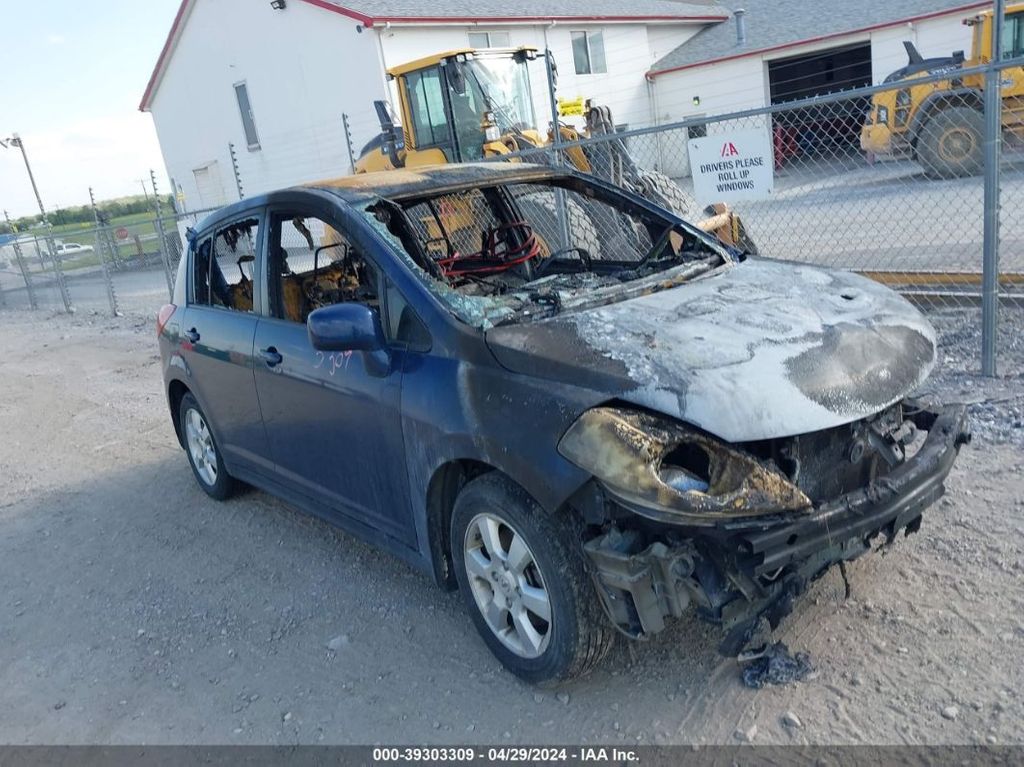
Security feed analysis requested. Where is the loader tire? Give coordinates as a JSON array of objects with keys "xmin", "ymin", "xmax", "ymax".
[
  {"xmin": 515, "ymin": 191, "xmax": 602, "ymax": 260},
  {"xmin": 917, "ymin": 107, "xmax": 984, "ymax": 179},
  {"xmin": 638, "ymin": 169, "xmax": 694, "ymax": 217}
]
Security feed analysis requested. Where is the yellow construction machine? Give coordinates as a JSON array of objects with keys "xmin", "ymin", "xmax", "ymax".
[
  {"xmin": 861, "ymin": 3, "xmax": 1024, "ymax": 177},
  {"xmin": 355, "ymin": 47, "xmax": 756, "ymax": 252}
]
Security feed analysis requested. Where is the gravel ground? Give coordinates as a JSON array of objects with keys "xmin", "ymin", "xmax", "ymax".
[
  {"xmin": 0, "ymin": 305, "xmax": 1022, "ymax": 746},
  {"xmin": 920, "ymin": 306, "xmax": 1024, "ymax": 448}
]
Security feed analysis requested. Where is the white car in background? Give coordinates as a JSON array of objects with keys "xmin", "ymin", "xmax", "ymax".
[{"xmin": 52, "ymin": 242, "xmax": 94, "ymax": 257}]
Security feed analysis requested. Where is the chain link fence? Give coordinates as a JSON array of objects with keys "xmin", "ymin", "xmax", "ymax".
[
  {"xmin": 2, "ymin": 55, "xmax": 1021, "ymax": 374},
  {"xmin": 504, "ymin": 60, "xmax": 1022, "ymax": 295},
  {"xmin": 0, "ymin": 206, "xmax": 218, "ymax": 316}
]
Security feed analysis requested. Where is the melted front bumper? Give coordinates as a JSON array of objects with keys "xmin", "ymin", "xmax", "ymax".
[{"xmin": 584, "ymin": 404, "xmax": 970, "ymax": 654}]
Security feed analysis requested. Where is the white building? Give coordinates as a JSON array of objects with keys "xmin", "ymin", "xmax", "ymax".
[
  {"xmin": 140, "ymin": 0, "xmax": 726, "ymax": 211},
  {"xmin": 647, "ymin": 0, "xmax": 989, "ymax": 176}
]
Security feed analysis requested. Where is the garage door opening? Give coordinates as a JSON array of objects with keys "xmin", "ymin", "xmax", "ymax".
[{"xmin": 768, "ymin": 42, "xmax": 872, "ymax": 167}]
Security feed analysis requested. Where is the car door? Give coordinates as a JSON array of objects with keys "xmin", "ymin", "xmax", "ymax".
[
  {"xmin": 251, "ymin": 194, "xmax": 416, "ymax": 547},
  {"xmin": 178, "ymin": 211, "xmax": 272, "ymax": 475}
]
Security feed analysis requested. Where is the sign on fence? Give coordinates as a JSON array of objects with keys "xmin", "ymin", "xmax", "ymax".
[
  {"xmin": 558, "ymin": 96, "xmax": 585, "ymax": 117},
  {"xmin": 687, "ymin": 128, "xmax": 774, "ymax": 206}
]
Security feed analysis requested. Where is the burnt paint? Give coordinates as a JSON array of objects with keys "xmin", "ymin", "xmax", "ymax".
[
  {"xmin": 490, "ymin": 258, "xmax": 938, "ymax": 442},
  {"xmin": 786, "ymin": 323, "xmax": 936, "ymax": 417},
  {"xmin": 160, "ymin": 176, "xmax": 940, "ymax": 590}
]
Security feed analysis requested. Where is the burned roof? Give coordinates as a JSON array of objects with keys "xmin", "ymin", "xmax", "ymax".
[{"xmin": 309, "ymin": 163, "xmax": 565, "ymax": 203}]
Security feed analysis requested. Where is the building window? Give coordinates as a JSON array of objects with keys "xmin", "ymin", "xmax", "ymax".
[
  {"xmin": 468, "ymin": 30, "xmax": 511, "ymax": 48},
  {"xmin": 571, "ymin": 31, "xmax": 607, "ymax": 75},
  {"xmin": 234, "ymin": 82, "xmax": 260, "ymax": 150}
]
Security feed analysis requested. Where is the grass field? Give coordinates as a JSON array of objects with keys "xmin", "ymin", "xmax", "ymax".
[
  {"xmin": 47, "ymin": 211, "xmax": 160, "ymax": 244},
  {"xmin": 14, "ymin": 212, "xmax": 170, "ymax": 272}
]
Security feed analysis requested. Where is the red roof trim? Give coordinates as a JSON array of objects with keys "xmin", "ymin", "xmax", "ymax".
[
  {"xmin": 299, "ymin": 0, "xmax": 373, "ymax": 25},
  {"xmin": 139, "ymin": 0, "xmax": 192, "ymax": 111},
  {"xmin": 299, "ymin": 1, "xmax": 727, "ymax": 27},
  {"xmin": 139, "ymin": 0, "xmax": 726, "ymax": 110},
  {"xmin": 647, "ymin": 1, "xmax": 991, "ymax": 79}
]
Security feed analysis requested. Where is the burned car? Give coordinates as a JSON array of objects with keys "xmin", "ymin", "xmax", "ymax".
[{"xmin": 158, "ymin": 163, "xmax": 968, "ymax": 684}]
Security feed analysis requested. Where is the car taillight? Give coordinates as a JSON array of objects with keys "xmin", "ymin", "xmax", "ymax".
[{"xmin": 156, "ymin": 303, "xmax": 177, "ymax": 336}]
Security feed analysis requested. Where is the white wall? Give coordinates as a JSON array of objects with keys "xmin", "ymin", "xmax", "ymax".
[
  {"xmin": 869, "ymin": 15, "xmax": 973, "ymax": 85},
  {"xmin": 148, "ymin": 1, "xmax": 705, "ymax": 209},
  {"xmin": 651, "ymin": 56, "xmax": 767, "ymax": 177},
  {"xmin": 650, "ymin": 10, "xmax": 974, "ymax": 178},
  {"xmin": 148, "ymin": 0, "xmax": 389, "ymax": 211},
  {"xmin": 378, "ymin": 23, "xmax": 701, "ymax": 133}
]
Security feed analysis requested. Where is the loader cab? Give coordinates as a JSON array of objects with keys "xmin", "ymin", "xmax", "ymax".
[{"xmin": 363, "ymin": 48, "xmax": 543, "ymax": 171}]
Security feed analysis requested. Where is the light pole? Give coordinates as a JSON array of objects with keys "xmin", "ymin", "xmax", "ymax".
[
  {"xmin": 0, "ymin": 132, "xmax": 73, "ymax": 312},
  {"xmin": 137, "ymin": 178, "xmax": 151, "ymax": 203},
  {"xmin": 0, "ymin": 134, "xmax": 49, "ymax": 226}
]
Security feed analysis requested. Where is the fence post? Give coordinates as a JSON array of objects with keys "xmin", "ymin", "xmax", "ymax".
[
  {"xmin": 34, "ymin": 228, "xmax": 73, "ymax": 313},
  {"xmin": 3, "ymin": 210, "xmax": 37, "ymax": 309},
  {"xmin": 342, "ymin": 113, "xmax": 356, "ymax": 174},
  {"xmin": 89, "ymin": 186, "xmax": 120, "ymax": 316},
  {"xmin": 543, "ymin": 46, "xmax": 571, "ymax": 251},
  {"xmin": 228, "ymin": 143, "xmax": 244, "ymax": 200},
  {"xmin": 150, "ymin": 169, "xmax": 175, "ymax": 299},
  {"xmin": 981, "ymin": 0, "xmax": 1005, "ymax": 377},
  {"xmin": 42, "ymin": 224, "xmax": 73, "ymax": 313}
]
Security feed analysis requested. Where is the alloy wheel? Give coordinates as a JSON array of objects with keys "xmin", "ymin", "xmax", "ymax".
[
  {"xmin": 463, "ymin": 512, "xmax": 552, "ymax": 659},
  {"xmin": 184, "ymin": 408, "xmax": 218, "ymax": 487}
]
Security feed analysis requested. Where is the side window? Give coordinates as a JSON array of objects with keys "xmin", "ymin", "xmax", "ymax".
[
  {"xmin": 1003, "ymin": 13, "xmax": 1024, "ymax": 59},
  {"xmin": 191, "ymin": 236, "xmax": 213, "ymax": 305},
  {"xmin": 192, "ymin": 217, "xmax": 259, "ymax": 312},
  {"xmin": 406, "ymin": 67, "xmax": 450, "ymax": 147},
  {"xmin": 268, "ymin": 212, "xmax": 379, "ymax": 325}
]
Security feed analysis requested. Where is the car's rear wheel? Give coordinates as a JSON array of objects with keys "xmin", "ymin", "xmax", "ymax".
[
  {"xmin": 179, "ymin": 392, "xmax": 236, "ymax": 500},
  {"xmin": 451, "ymin": 474, "xmax": 614, "ymax": 685}
]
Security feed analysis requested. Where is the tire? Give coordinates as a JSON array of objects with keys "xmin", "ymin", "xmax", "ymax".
[
  {"xmin": 178, "ymin": 392, "xmax": 236, "ymax": 501},
  {"xmin": 451, "ymin": 474, "xmax": 614, "ymax": 685},
  {"xmin": 637, "ymin": 169, "xmax": 694, "ymax": 218},
  {"xmin": 515, "ymin": 191, "xmax": 602, "ymax": 260},
  {"xmin": 917, "ymin": 107, "xmax": 984, "ymax": 179}
]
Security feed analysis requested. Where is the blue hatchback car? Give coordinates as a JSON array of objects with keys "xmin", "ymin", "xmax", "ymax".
[{"xmin": 158, "ymin": 163, "xmax": 968, "ymax": 684}]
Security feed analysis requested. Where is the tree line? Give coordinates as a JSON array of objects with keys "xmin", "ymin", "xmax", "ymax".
[{"xmin": 0, "ymin": 194, "xmax": 175, "ymax": 234}]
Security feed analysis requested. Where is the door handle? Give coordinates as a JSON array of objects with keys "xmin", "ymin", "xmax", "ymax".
[
  {"xmin": 185, "ymin": 327, "xmax": 200, "ymax": 343},
  {"xmin": 260, "ymin": 347, "xmax": 283, "ymax": 368}
]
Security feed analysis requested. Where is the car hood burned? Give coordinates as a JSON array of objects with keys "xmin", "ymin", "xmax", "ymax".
[{"xmin": 484, "ymin": 258, "xmax": 937, "ymax": 442}]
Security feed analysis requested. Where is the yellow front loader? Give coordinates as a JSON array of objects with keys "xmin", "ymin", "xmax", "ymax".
[
  {"xmin": 860, "ymin": 3, "xmax": 1024, "ymax": 177},
  {"xmin": 355, "ymin": 47, "xmax": 756, "ymax": 253}
]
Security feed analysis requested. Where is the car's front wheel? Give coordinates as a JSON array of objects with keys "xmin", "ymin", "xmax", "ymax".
[
  {"xmin": 179, "ymin": 392, "xmax": 236, "ymax": 500},
  {"xmin": 451, "ymin": 474, "xmax": 614, "ymax": 685}
]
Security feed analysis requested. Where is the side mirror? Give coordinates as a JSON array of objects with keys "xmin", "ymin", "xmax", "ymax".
[
  {"xmin": 374, "ymin": 100, "xmax": 405, "ymax": 169},
  {"xmin": 307, "ymin": 303, "xmax": 386, "ymax": 353}
]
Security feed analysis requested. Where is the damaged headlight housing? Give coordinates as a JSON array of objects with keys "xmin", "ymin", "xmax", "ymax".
[{"xmin": 558, "ymin": 407, "xmax": 811, "ymax": 524}]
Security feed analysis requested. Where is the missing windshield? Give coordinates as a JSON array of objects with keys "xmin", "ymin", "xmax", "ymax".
[{"xmin": 365, "ymin": 178, "xmax": 725, "ymax": 324}]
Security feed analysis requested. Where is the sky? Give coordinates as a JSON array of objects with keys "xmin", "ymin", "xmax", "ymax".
[{"xmin": 0, "ymin": 0, "xmax": 182, "ymax": 218}]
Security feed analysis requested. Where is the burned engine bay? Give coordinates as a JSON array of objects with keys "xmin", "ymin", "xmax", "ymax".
[{"xmin": 565, "ymin": 403, "xmax": 969, "ymax": 655}]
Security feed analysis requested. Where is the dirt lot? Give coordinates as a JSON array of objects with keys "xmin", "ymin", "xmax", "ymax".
[{"xmin": 1, "ymin": 306, "xmax": 1022, "ymax": 746}]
